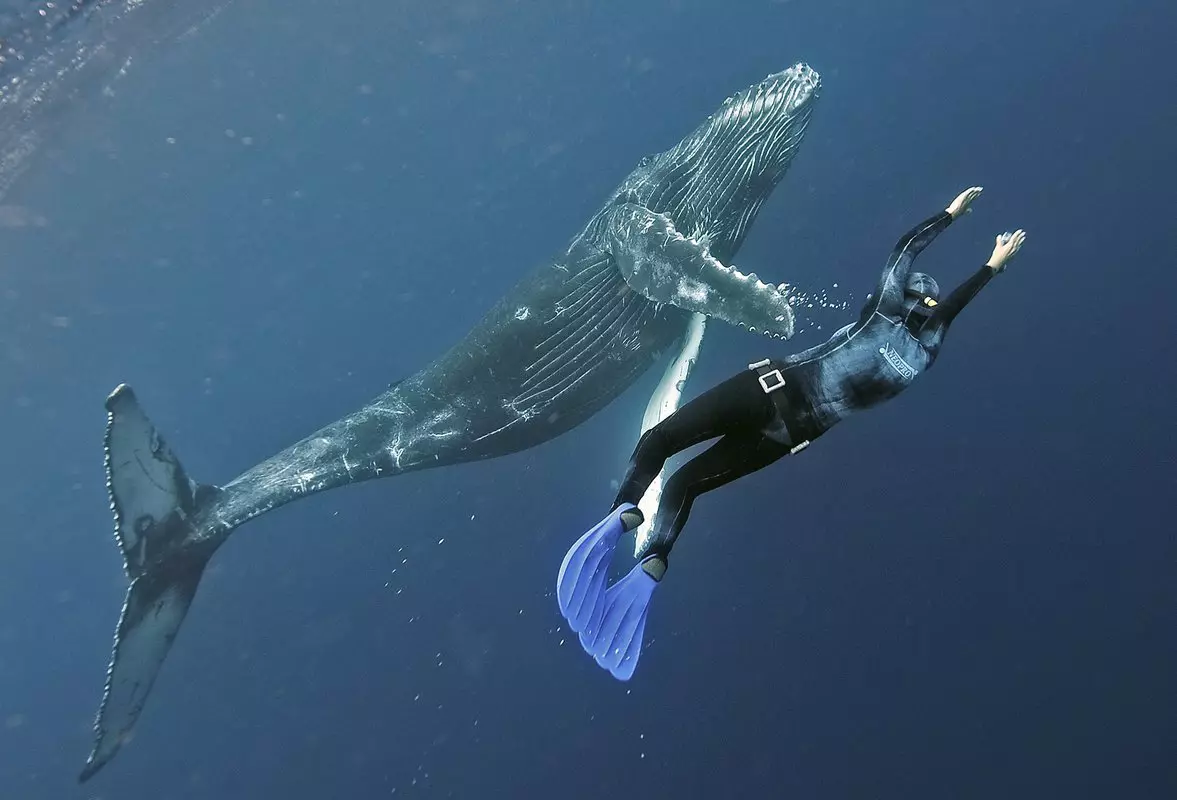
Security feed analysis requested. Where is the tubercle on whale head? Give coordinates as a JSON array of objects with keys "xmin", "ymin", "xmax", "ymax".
[{"xmin": 715, "ymin": 62, "xmax": 822, "ymax": 122}]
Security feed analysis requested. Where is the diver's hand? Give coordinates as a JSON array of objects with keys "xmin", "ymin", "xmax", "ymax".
[
  {"xmin": 946, "ymin": 186, "xmax": 983, "ymax": 219},
  {"xmin": 987, "ymin": 229, "xmax": 1026, "ymax": 271}
]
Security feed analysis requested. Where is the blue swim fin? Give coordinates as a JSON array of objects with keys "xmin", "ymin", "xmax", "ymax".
[
  {"xmin": 556, "ymin": 504, "xmax": 641, "ymax": 634},
  {"xmin": 579, "ymin": 556, "xmax": 663, "ymax": 681}
]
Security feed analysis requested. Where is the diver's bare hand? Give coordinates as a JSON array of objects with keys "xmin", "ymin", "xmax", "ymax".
[
  {"xmin": 946, "ymin": 186, "xmax": 983, "ymax": 219},
  {"xmin": 987, "ymin": 229, "xmax": 1026, "ymax": 271}
]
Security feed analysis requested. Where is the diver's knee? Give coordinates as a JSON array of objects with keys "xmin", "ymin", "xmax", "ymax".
[
  {"xmin": 663, "ymin": 469, "xmax": 699, "ymax": 501},
  {"xmin": 660, "ymin": 475, "xmax": 689, "ymax": 507},
  {"xmin": 634, "ymin": 426, "xmax": 672, "ymax": 461}
]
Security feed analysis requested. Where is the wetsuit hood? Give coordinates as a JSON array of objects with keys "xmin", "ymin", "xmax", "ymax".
[
  {"xmin": 901, "ymin": 272, "xmax": 939, "ymax": 332},
  {"xmin": 904, "ymin": 272, "xmax": 939, "ymax": 301}
]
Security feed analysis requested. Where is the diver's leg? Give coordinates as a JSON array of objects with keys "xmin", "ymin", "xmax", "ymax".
[
  {"xmin": 638, "ymin": 433, "xmax": 790, "ymax": 563},
  {"xmin": 559, "ymin": 370, "xmax": 764, "ymax": 633},
  {"xmin": 613, "ymin": 368, "xmax": 773, "ymax": 510},
  {"xmin": 558, "ymin": 368, "xmax": 772, "ymax": 651},
  {"xmin": 579, "ymin": 432, "xmax": 789, "ymax": 680}
]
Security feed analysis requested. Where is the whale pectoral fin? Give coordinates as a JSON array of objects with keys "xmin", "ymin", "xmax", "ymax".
[{"xmin": 605, "ymin": 202, "xmax": 795, "ymax": 338}]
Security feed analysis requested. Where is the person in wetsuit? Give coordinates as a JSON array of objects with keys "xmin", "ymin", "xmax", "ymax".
[{"xmin": 555, "ymin": 186, "xmax": 1027, "ymax": 680}]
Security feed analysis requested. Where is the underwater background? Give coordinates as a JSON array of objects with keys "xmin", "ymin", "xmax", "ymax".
[{"xmin": 1, "ymin": 0, "xmax": 1174, "ymax": 797}]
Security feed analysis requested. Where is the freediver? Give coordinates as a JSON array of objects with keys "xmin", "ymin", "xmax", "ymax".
[{"xmin": 556, "ymin": 186, "xmax": 1027, "ymax": 679}]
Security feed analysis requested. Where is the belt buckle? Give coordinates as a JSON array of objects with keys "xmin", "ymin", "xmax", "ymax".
[{"xmin": 757, "ymin": 368, "xmax": 785, "ymax": 394}]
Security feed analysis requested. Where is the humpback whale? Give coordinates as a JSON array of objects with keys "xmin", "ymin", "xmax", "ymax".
[{"xmin": 80, "ymin": 62, "xmax": 822, "ymax": 781}]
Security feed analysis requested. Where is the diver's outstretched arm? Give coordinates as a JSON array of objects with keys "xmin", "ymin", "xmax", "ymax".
[
  {"xmin": 928, "ymin": 229, "xmax": 1027, "ymax": 335},
  {"xmin": 873, "ymin": 187, "xmax": 980, "ymax": 311}
]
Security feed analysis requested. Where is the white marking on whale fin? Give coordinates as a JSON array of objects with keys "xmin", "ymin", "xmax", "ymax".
[{"xmin": 604, "ymin": 202, "xmax": 795, "ymax": 338}]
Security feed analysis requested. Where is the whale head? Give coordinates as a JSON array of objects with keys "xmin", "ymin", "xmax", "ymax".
[{"xmin": 634, "ymin": 63, "xmax": 821, "ymax": 263}]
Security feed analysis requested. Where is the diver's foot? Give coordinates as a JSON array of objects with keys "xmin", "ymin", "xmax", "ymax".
[{"xmin": 947, "ymin": 186, "xmax": 983, "ymax": 218}]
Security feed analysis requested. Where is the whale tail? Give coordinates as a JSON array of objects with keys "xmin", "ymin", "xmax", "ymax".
[{"xmin": 79, "ymin": 384, "xmax": 223, "ymax": 783}]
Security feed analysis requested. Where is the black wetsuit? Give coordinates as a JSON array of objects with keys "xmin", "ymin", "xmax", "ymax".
[{"xmin": 615, "ymin": 210, "xmax": 998, "ymax": 562}]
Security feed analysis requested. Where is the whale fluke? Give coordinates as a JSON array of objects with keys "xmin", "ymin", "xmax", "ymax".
[{"xmin": 80, "ymin": 385, "xmax": 221, "ymax": 783}]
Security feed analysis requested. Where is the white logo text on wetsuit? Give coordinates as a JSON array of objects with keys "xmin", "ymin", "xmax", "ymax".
[{"xmin": 879, "ymin": 344, "xmax": 916, "ymax": 380}]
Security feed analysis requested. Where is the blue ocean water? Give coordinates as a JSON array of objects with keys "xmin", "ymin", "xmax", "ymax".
[{"xmin": 1, "ymin": 0, "xmax": 1174, "ymax": 797}]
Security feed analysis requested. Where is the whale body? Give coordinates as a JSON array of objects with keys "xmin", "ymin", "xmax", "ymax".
[{"xmin": 80, "ymin": 63, "xmax": 822, "ymax": 780}]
